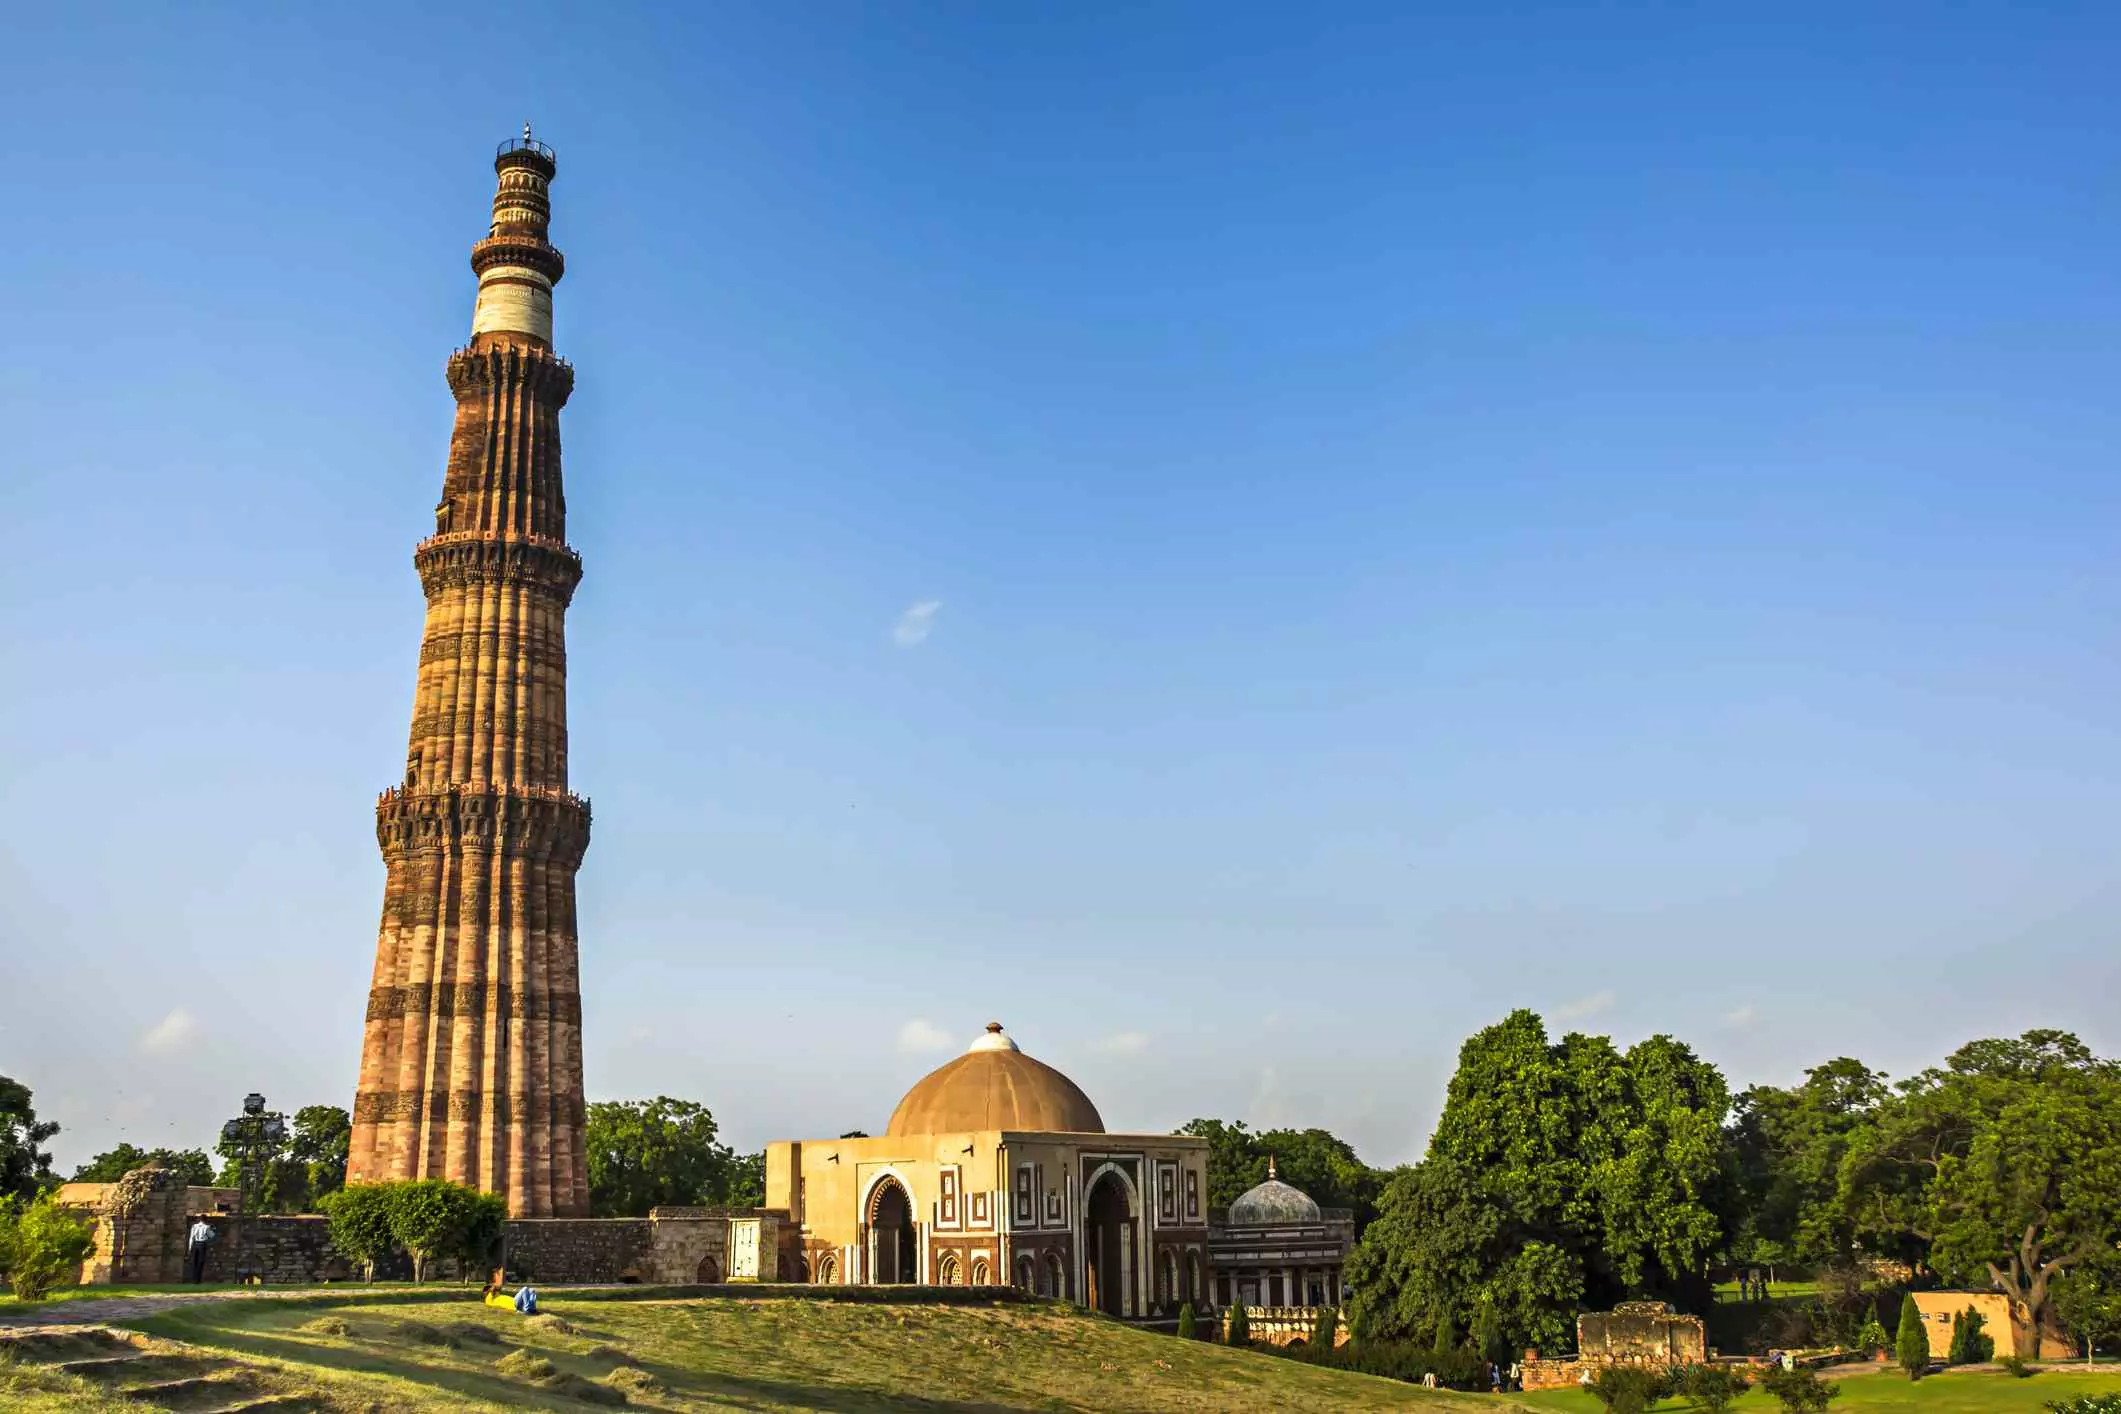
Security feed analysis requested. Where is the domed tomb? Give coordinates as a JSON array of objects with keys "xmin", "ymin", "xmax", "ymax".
[
  {"xmin": 1227, "ymin": 1157, "xmax": 1322, "ymax": 1226},
  {"xmin": 885, "ymin": 1023, "xmax": 1105, "ymax": 1137}
]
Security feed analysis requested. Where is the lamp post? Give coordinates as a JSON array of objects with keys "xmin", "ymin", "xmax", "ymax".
[{"xmin": 219, "ymin": 1092, "xmax": 288, "ymax": 1281}]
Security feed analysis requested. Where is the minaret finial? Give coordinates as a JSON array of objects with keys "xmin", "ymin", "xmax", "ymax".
[{"xmin": 524, "ymin": 120, "xmax": 534, "ymax": 142}]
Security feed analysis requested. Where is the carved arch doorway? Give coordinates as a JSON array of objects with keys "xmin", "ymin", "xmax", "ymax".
[
  {"xmin": 1082, "ymin": 1170, "xmax": 1136, "ymax": 1318},
  {"xmin": 867, "ymin": 1177, "xmax": 917, "ymax": 1284}
]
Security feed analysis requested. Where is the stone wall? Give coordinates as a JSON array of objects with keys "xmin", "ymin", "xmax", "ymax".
[
  {"xmin": 194, "ymin": 1217, "xmax": 365, "ymax": 1285},
  {"xmin": 504, "ymin": 1219, "xmax": 652, "ymax": 1283},
  {"xmin": 1578, "ymin": 1301, "xmax": 1708, "ymax": 1365}
]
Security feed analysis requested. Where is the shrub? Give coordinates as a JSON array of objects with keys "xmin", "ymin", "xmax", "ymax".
[
  {"xmin": 1896, "ymin": 1294, "xmax": 1929, "ymax": 1380},
  {"xmin": 1176, "ymin": 1302, "xmax": 1196, "ymax": 1340},
  {"xmin": 2043, "ymin": 1398, "xmax": 2121, "ymax": 1414},
  {"xmin": 1761, "ymin": 1364, "xmax": 1840, "ymax": 1413},
  {"xmin": 0, "ymin": 1193, "xmax": 95, "ymax": 1300},
  {"xmin": 1855, "ymin": 1318, "xmax": 1890, "ymax": 1356},
  {"xmin": 1682, "ymin": 1363, "xmax": 1752, "ymax": 1412},
  {"xmin": 1226, "ymin": 1303, "xmax": 1250, "ymax": 1346},
  {"xmin": 2000, "ymin": 1354, "xmax": 2035, "ymax": 1378},
  {"xmin": 1948, "ymin": 1307, "xmax": 1993, "ymax": 1364},
  {"xmin": 387, "ymin": 1179, "xmax": 486, "ymax": 1282},
  {"xmin": 1587, "ymin": 1364, "xmax": 1666, "ymax": 1414},
  {"xmin": 1312, "ymin": 1306, "xmax": 1340, "ymax": 1348},
  {"xmin": 321, "ymin": 1183, "xmax": 397, "ymax": 1280}
]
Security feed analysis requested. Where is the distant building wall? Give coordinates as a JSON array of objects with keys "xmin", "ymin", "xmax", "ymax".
[{"xmin": 1911, "ymin": 1290, "xmax": 2026, "ymax": 1360}]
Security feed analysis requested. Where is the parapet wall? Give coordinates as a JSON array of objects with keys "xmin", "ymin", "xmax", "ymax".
[{"xmin": 1223, "ymin": 1306, "xmax": 1348, "ymax": 1348}]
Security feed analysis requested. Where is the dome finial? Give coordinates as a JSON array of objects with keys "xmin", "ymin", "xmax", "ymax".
[
  {"xmin": 986, "ymin": 1021, "xmax": 1003, "ymax": 1033},
  {"xmin": 1267, "ymin": 1153, "xmax": 1278, "ymax": 1180}
]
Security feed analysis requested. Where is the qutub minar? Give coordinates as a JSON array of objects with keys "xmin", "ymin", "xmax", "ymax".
[{"xmin": 348, "ymin": 129, "xmax": 592, "ymax": 1216}]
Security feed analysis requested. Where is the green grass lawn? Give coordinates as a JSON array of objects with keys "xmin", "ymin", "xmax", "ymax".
[
  {"xmin": 1521, "ymin": 1364, "xmax": 2121, "ymax": 1414},
  {"xmin": 44, "ymin": 1291, "xmax": 1503, "ymax": 1411}
]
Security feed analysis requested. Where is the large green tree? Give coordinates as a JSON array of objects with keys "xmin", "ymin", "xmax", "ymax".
[
  {"xmin": 0, "ymin": 1077, "xmax": 59, "ymax": 1201},
  {"xmin": 72, "ymin": 1144, "xmax": 215, "ymax": 1186},
  {"xmin": 1348, "ymin": 1010, "xmax": 1733, "ymax": 1352},
  {"xmin": 1841, "ymin": 1030, "xmax": 2121, "ymax": 1349},
  {"xmin": 1727, "ymin": 1058, "xmax": 1890, "ymax": 1270},
  {"xmin": 584, "ymin": 1097, "xmax": 750, "ymax": 1217}
]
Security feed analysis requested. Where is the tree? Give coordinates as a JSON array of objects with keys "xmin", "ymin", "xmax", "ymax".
[
  {"xmin": 1177, "ymin": 1301, "xmax": 1197, "ymax": 1339},
  {"xmin": 1925, "ymin": 1049, "xmax": 2121, "ymax": 1355},
  {"xmin": 0, "ymin": 1076, "xmax": 60, "ymax": 1202},
  {"xmin": 1348, "ymin": 1011, "xmax": 1732, "ymax": 1355},
  {"xmin": 1760, "ymin": 1364, "xmax": 1839, "ymax": 1413},
  {"xmin": 584, "ymin": 1097, "xmax": 748, "ymax": 1217},
  {"xmin": 1948, "ymin": 1306, "xmax": 1993, "ymax": 1364},
  {"xmin": 725, "ymin": 1151, "xmax": 765, "ymax": 1210},
  {"xmin": 1728, "ymin": 1059, "xmax": 1890, "ymax": 1270},
  {"xmin": 1895, "ymin": 1293, "xmax": 1929, "ymax": 1379},
  {"xmin": 0, "ymin": 1192, "xmax": 95, "ymax": 1299},
  {"xmin": 1312, "ymin": 1305, "xmax": 1340, "ymax": 1347},
  {"xmin": 1840, "ymin": 1029, "xmax": 2121, "ymax": 1311},
  {"xmin": 386, "ymin": 1178, "xmax": 489, "ymax": 1282},
  {"xmin": 71, "ymin": 1144, "xmax": 216, "ymax": 1187},
  {"xmin": 289, "ymin": 1106, "xmax": 352, "ymax": 1205},
  {"xmin": 2053, "ymin": 1254, "xmax": 2121, "ymax": 1365},
  {"xmin": 453, "ymin": 1190, "xmax": 507, "ymax": 1283},
  {"xmin": 321, "ymin": 1183, "xmax": 397, "ymax": 1281},
  {"xmin": 1226, "ymin": 1301, "xmax": 1250, "ymax": 1346}
]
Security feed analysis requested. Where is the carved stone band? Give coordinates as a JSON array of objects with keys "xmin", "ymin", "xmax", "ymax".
[{"xmin": 365, "ymin": 984, "xmax": 582, "ymax": 1026}]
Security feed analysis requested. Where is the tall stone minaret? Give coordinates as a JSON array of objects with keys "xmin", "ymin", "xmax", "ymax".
[{"xmin": 349, "ymin": 129, "xmax": 591, "ymax": 1216}]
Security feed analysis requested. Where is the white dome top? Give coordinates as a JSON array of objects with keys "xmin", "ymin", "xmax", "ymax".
[
  {"xmin": 967, "ymin": 1021, "xmax": 1021, "ymax": 1053},
  {"xmin": 1228, "ymin": 1157, "xmax": 1323, "ymax": 1226}
]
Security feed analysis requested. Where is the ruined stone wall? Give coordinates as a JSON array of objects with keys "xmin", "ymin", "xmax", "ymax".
[
  {"xmin": 77, "ymin": 1166, "xmax": 190, "ymax": 1285},
  {"xmin": 1578, "ymin": 1302, "xmax": 1708, "ymax": 1365}
]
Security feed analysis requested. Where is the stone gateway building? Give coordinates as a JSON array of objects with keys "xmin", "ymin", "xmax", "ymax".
[
  {"xmin": 348, "ymin": 131, "xmax": 595, "ymax": 1216},
  {"xmin": 768, "ymin": 1024, "xmax": 1214, "ymax": 1318}
]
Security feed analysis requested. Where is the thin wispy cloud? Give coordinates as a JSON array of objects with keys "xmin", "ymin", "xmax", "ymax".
[
  {"xmin": 1553, "ymin": 989, "xmax": 1617, "ymax": 1023},
  {"xmin": 1724, "ymin": 1003, "xmax": 1759, "ymax": 1030},
  {"xmin": 139, "ymin": 1008, "xmax": 197, "ymax": 1053},
  {"xmin": 1093, "ymin": 1031, "xmax": 1149, "ymax": 1056},
  {"xmin": 897, "ymin": 1018, "xmax": 952, "ymax": 1054},
  {"xmin": 892, "ymin": 599, "xmax": 942, "ymax": 647}
]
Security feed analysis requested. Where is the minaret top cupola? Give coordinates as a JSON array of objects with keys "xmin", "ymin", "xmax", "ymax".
[{"xmin": 470, "ymin": 124, "xmax": 566, "ymax": 348}]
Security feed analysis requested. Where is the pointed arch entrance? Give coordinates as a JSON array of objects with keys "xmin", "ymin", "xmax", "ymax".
[
  {"xmin": 1082, "ymin": 1168, "xmax": 1138, "ymax": 1318},
  {"xmin": 866, "ymin": 1176, "xmax": 916, "ymax": 1284}
]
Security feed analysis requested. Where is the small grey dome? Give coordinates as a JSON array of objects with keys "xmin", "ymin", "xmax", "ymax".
[{"xmin": 1228, "ymin": 1158, "xmax": 1322, "ymax": 1226}]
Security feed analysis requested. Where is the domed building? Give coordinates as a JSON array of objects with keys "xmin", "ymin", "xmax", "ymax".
[
  {"xmin": 765, "ymin": 1023, "xmax": 1212, "ymax": 1318},
  {"xmin": 1205, "ymin": 1157, "xmax": 1356, "ymax": 1312}
]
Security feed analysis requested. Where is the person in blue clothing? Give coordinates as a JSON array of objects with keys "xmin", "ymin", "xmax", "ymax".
[{"xmin": 513, "ymin": 1283, "xmax": 539, "ymax": 1315}]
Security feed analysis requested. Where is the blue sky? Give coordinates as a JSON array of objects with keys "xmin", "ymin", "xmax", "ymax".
[{"xmin": 4, "ymin": 1, "xmax": 2118, "ymax": 1173}]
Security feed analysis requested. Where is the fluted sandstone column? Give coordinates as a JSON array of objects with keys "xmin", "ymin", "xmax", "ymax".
[{"xmin": 349, "ymin": 132, "xmax": 592, "ymax": 1216}]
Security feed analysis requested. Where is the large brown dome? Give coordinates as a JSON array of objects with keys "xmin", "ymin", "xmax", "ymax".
[{"xmin": 885, "ymin": 1023, "xmax": 1105, "ymax": 1136}]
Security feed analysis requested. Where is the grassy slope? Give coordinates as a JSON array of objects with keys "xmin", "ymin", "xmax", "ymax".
[
  {"xmin": 118, "ymin": 1293, "xmax": 1496, "ymax": 1412},
  {"xmin": 1522, "ymin": 1365, "xmax": 2121, "ymax": 1414}
]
